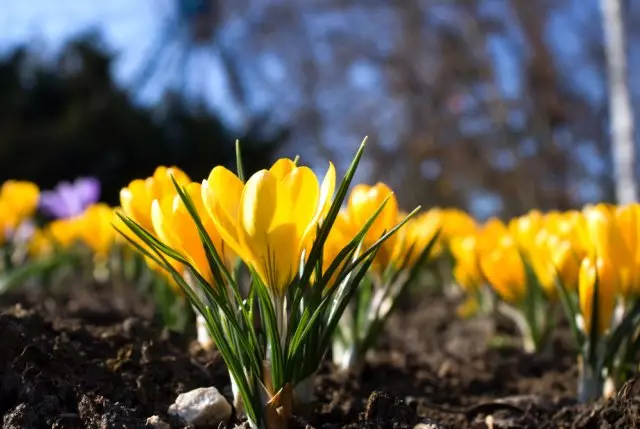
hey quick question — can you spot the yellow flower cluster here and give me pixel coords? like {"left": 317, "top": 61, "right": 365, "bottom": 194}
{"left": 30, "top": 203, "right": 117, "bottom": 259}
{"left": 450, "top": 203, "right": 640, "bottom": 337}
{"left": 117, "top": 165, "right": 449, "bottom": 296}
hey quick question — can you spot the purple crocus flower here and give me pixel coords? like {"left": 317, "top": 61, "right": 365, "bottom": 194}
{"left": 40, "top": 177, "right": 101, "bottom": 219}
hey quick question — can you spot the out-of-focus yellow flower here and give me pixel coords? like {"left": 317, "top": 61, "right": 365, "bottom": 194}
{"left": 152, "top": 182, "right": 237, "bottom": 283}
{"left": 202, "top": 159, "right": 336, "bottom": 295}
{"left": 120, "top": 166, "right": 191, "bottom": 234}
{"left": 78, "top": 204, "right": 116, "bottom": 258}
{"left": 337, "top": 182, "right": 399, "bottom": 274}
{"left": 347, "top": 183, "right": 398, "bottom": 244}
{"left": 547, "top": 237, "right": 581, "bottom": 291}
{"left": 47, "top": 217, "right": 81, "bottom": 248}
{"left": 320, "top": 211, "right": 352, "bottom": 288}
{"left": 506, "top": 211, "right": 554, "bottom": 297}
{"left": 390, "top": 211, "right": 440, "bottom": 268}
{"left": 402, "top": 209, "right": 443, "bottom": 263}
{"left": 450, "top": 234, "right": 483, "bottom": 293}
{"left": 479, "top": 233, "right": 526, "bottom": 303}
{"left": 615, "top": 203, "right": 640, "bottom": 296}
{"left": 475, "top": 217, "right": 509, "bottom": 254}
{"left": 28, "top": 228, "right": 53, "bottom": 257}
{"left": 508, "top": 210, "right": 544, "bottom": 247}
{"left": 580, "top": 204, "right": 633, "bottom": 297}
{"left": 112, "top": 209, "right": 129, "bottom": 244}
{"left": 440, "top": 208, "right": 477, "bottom": 244}
{"left": 119, "top": 166, "right": 191, "bottom": 288}
{"left": 579, "top": 257, "right": 616, "bottom": 336}
{"left": 0, "top": 180, "right": 40, "bottom": 229}
{"left": 0, "top": 202, "right": 11, "bottom": 246}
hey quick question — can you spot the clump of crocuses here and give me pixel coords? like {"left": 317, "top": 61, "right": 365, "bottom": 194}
{"left": 117, "top": 141, "right": 418, "bottom": 428}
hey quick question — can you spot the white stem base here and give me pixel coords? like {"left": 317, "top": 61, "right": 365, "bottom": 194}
{"left": 332, "top": 341, "right": 363, "bottom": 373}
{"left": 578, "top": 360, "right": 604, "bottom": 403}
{"left": 196, "top": 313, "right": 214, "bottom": 350}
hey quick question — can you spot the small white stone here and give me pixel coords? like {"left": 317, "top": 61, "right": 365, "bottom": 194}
{"left": 146, "top": 415, "right": 170, "bottom": 429}
{"left": 168, "top": 387, "right": 232, "bottom": 427}
{"left": 414, "top": 424, "right": 440, "bottom": 429}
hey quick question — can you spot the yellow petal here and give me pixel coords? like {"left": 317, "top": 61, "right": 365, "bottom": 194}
{"left": 120, "top": 179, "right": 154, "bottom": 231}
{"left": 579, "top": 257, "right": 616, "bottom": 336}
{"left": 202, "top": 166, "right": 246, "bottom": 260}
{"left": 238, "top": 170, "right": 297, "bottom": 293}
{"left": 269, "top": 158, "right": 296, "bottom": 179}
{"left": 317, "top": 162, "right": 336, "bottom": 222}
{"left": 281, "top": 166, "right": 319, "bottom": 243}
{"left": 151, "top": 196, "right": 180, "bottom": 248}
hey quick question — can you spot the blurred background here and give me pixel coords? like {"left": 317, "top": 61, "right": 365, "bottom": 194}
{"left": 0, "top": 0, "right": 637, "bottom": 220}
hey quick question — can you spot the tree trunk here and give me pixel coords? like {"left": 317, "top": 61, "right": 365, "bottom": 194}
{"left": 600, "top": 0, "right": 637, "bottom": 204}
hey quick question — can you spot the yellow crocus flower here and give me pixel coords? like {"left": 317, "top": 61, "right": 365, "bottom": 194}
{"left": 120, "top": 166, "right": 191, "bottom": 233}
{"left": 479, "top": 233, "right": 526, "bottom": 304}
{"left": 580, "top": 205, "right": 633, "bottom": 296}
{"left": 47, "top": 217, "right": 81, "bottom": 248}
{"left": 347, "top": 183, "right": 398, "bottom": 244}
{"left": 403, "top": 209, "right": 443, "bottom": 264}
{"left": 0, "top": 202, "right": 12, "bottom": 245}
{"left": 475, "top": 217, "right": 509, "bottom": 254}
{"left": 508, "top": 210, "right": 544, "bottom": 248}
{"left": 119, "top": 166, "right": 191, "bottom": 285}
{"left": 28, "top": 228, "right": 53, "bottom": 257}
{"left": 440, "top": 209, "right": 477, "bottom": 244}
{"left": 152, "top": 182, "right": 236, "bottom": 283}
{"left": 615, "top": 203, "right": 640, "bottom": 296}
{"left": 0, "top": 180, "right": 40, "bottom": 229}
{"left": 344, "top": 183, "right": 399, "bottom": 273}
{"left": 78, "top": 203, "right": 116, "bottom": 258}
{"left": 579, "top": 256, "right": 616, "bottom": 336}
{"left": 202, "top": 159, "right": 336, "bottom": 295}
{"left": 450, "top": 235, "right": 483, "bottom": 293}
{"left": 320, "top": 211, "right": 352, "bottom": 288}
{"left": 547, "top": 237, "right": 581, "bottom": 291}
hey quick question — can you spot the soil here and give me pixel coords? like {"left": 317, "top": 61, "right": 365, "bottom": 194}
{"left": 1, "top": 281, "right": 639, "bottom": 429}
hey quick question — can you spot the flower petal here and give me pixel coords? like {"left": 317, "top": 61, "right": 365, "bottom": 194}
{"left": 238, "top": 170, "right": 296, "bottom": 292}
{"left": 202, "top": 166, "right": 246, "bottom": 260}
{"left": 269, "top": 159, "right": 296, "bottom": 180}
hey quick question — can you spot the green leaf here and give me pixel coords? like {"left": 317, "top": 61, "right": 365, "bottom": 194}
{"left": 553, "top": 271, "right": 583, "bottom": 349}
{"left": 253, "top": 273, "right": 285, "bottom": 390}
{"left": 299, "top": 138, "right": 367, "bottom": 288}
{"left": 360, "top": 229, "right": 441, "bottom": 354}
{"left": 0, "top": 251, "right": 81, "bottom": 294}
{"left": 587, "top": 270, "right": 600, "bottom": 367}
{"left": 602, "top": 298, "right": 640, "bottom": 369}
{"left": 316, "top": 250, "right": 379, "bottom": 367}
{"left": 235, "top": 140, "right": 246, "bottom": 182}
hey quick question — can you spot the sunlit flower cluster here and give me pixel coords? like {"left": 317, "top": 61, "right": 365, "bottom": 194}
{"left": 449, "top": 203, "right": 640, "bottom": 402}
{"left": 115, "top": 142, "right": 441, "bottom": 428}
{"left": 30, "top": 203, "right": 117, "bottom": 259}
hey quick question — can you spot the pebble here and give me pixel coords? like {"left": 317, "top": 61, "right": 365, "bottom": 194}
{"left": 146, "top": 415, "right": 170, "bottom": 429}
{"left": 414, "top": 424, "right": 442, "bottom": 429}
{"left": 168, "top": 387, "right": 232, "bottom": 427}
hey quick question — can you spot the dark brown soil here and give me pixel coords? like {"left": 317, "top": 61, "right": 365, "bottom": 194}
{"left": 1, "top": 282, "right": 639, "bottom": 428}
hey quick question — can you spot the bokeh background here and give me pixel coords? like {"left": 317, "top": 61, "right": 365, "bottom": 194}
{"left": 1, "top": 0, "right": 637, "bottom": 220}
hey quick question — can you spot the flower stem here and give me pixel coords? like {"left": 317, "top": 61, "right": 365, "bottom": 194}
{"left": 577, "top": 358, "right": 604, "bottom": 402}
